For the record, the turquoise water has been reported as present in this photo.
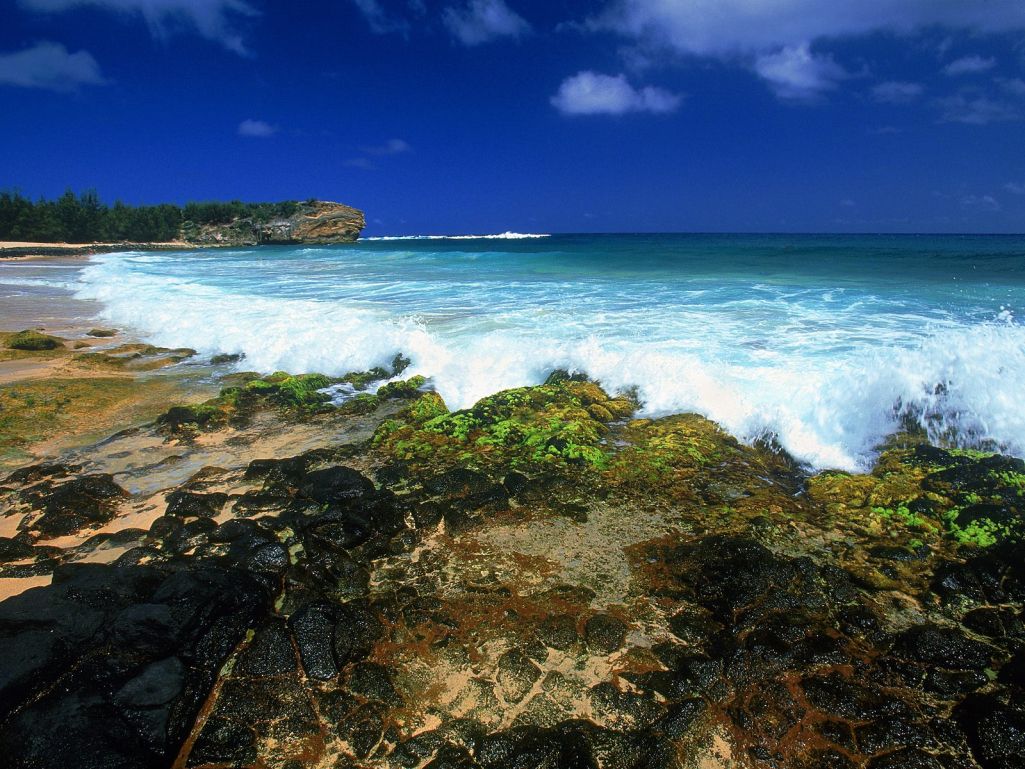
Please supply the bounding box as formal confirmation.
[45,233,1025,469]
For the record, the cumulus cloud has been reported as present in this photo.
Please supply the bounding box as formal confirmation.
[442,0,529,46]
[551,71,680,115]
[753,43,846,100]
[361,138,412,155]
[0,41,105,91]
[588,1,1025,99]
[590,1,1025,58]
[943,55,997,76]
[871,80,924,103]
[238,118,277,137]
[19,0,258,55]
[937,93,1020,125]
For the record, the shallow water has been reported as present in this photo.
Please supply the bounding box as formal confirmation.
[6,233,1025,471]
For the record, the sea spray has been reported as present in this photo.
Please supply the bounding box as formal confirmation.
[72,235,1025,471]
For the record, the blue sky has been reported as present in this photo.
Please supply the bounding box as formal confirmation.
[1,0,1024,235]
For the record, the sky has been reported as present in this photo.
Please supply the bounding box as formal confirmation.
[1,0,1024,235]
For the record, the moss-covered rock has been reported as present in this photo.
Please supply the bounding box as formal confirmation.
[6,330,63,351]
[372,379,633,471]
[377,375,427,400]
[157,372,338,435]
[806,444,1025,549]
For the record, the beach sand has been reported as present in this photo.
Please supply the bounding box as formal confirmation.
[0,240,192,259]
[0,254,221,470]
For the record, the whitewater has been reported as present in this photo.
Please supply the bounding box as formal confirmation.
[47,233,1025,471]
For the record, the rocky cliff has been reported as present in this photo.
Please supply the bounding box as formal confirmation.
[182,200,365,246]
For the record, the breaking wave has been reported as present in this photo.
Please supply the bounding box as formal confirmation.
[73,241,1025,472]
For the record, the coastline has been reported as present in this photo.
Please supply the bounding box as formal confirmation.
[1,248,1024,769]
[0,240,199,259]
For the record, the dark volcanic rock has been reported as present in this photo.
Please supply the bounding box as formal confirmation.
[954,694,1025,769]
[20,474,129,537]
[583,613,627,654]
[165,490,228,518]
[299,465,375,504]
[289,601,341,681]
[0,562,270,768]
[892,624,996,670]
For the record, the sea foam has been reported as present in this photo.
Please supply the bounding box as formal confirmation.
[73,243,1025,472]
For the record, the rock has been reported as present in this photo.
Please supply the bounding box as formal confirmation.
[954,694,1025,769]
[21,474,128,537]
[801,673,909,721]
[299,465,376,504]
[536,614,579,650]
[855,717,936,755]
[187,717,257,767]
[497,649,542,704]
[165,490,228,518]
[6,329,63,350]
[289,602,341,681]
[183,200,364,246]
[0,536,35,562]
[584,613,627,654]
[0,562,270,768]
[892,624,995,670]
[86,328,117,338]
[345,661,400,704]
[238,619,297,677]
[210,352,243,364]
[245,455,312,487]
[333,602,383,667]
[3,462,79,485]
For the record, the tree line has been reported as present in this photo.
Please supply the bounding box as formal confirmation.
[0,190,304,243]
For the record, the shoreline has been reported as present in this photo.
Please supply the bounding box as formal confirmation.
[0,240,199,259]
[2,251,1025,769]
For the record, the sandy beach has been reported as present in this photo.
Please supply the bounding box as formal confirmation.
[0,240,193,259]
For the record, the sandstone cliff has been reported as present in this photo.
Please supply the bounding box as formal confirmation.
[182,200,365,246]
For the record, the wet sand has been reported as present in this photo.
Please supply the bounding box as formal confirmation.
[0,254,105,337]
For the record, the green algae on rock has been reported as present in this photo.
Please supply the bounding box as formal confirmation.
[373,379,635,470]
[5,330,64,351]
[808,443,1025,550]
[4,368,1025,769]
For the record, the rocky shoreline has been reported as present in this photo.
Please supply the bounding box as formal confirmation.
[1,335,1024,768]
[0,199,366,259]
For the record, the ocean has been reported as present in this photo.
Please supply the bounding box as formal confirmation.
[8,233,1025,471]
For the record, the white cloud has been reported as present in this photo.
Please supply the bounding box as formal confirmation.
[588,1,1025,99]
[0,41,105,91]
[19,0,258,55]
[349,0,409,35]
[937,93,1020,124]
[238,118,277,137]
[442,0,529,46]
[551,71,681,115]
[871,80,924,103]
[591,1,1025,58]
[961,194,1001,212]
[943,55,997,76]
[361,138,412,155]
[753,43,846,100]
[1005,182,1025,195]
